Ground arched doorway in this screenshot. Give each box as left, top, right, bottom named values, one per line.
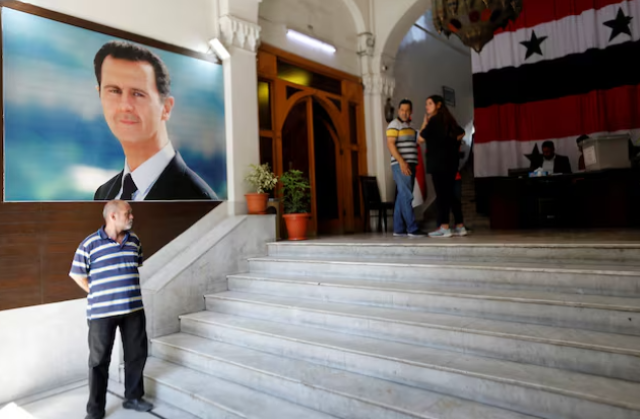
left=280, top=96, right=344, bottom=234
left=257, top=44, right=366, bottom=237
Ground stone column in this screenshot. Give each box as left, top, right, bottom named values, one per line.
left=359, top=31, right=398, bottom=201
left=218, top=7, right=262, bottom=215
left=362, top=71, right=396, bottom=201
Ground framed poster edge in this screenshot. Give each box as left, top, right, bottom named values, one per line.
left=0, top=1, right=223, bottom=203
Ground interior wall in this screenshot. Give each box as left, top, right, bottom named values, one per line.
left=393, top=13, right=474, bottom=133
left=371, top=0, right=431, bottom=69
left=0, top=299, right=89, bottom=404
left=20, top=0, right=216, bottom=53
left=259, top=0, right=360, bottom=75
left=390, top=12, right=474, bottom=203
left=0, top=203, right=220, bottom=311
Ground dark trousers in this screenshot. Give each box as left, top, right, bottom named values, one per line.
left=87, top=309, right=148, bottom=416
left=453, top=178, right=463, bottom=223
left=432, top=171, right=464, bottom=226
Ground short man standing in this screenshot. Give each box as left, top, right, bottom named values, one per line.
left=70, top=200, right=153, bottom=419
left=386, top=99, right=424, bottom=237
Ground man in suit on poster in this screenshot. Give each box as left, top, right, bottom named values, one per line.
left=92, top=41, right=218, bottom=201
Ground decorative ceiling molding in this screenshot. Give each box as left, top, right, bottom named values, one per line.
left=219, top=15, right=262, bottom=52
left=363, top=73, right=395, bottom=97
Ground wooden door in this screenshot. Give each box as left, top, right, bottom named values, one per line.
left=279, top=93, right=344, bottom=236
left=312, top=98, right=344, bottom=235
left=257, top=45, right=367, bottom=236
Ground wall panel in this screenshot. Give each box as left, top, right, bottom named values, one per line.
left=0, top=202, right=220, bottom=311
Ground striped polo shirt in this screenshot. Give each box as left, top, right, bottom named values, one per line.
left=386, top=118, right=419, bottom=166
left=70, top=227, right=144, bottom=320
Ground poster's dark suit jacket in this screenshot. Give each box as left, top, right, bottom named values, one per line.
left=529, top=154, right=572, bottom=174
left=94, top=152, right=218, bottom=201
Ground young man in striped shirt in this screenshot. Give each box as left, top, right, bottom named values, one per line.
left=70, top=200, right=153, bottom=419
left=386, top=99, right=425, bottom=238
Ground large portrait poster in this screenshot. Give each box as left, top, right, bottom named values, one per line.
left=2, top=7, right=227, bottom=201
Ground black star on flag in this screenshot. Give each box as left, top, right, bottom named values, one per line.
left=520, top=30, right=547, bottom=60
left=604, top=8, right=633, bottom=41
left=525, top=144, right=542, bottom=168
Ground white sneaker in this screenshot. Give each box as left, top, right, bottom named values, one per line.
left=428, top=228, right=452, bottom=238
left=393, top=232, right=407, bottom=237
left=453, top=226, right=468, bottom=237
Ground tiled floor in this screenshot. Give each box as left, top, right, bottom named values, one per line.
left=3, top=385, right=156, bottom=419
left=304, top=229, right=640, bottom=245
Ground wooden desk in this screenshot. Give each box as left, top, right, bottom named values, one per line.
left=487, top=169, right=640, bottom=229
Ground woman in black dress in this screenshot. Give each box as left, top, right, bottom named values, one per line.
left=419, top=95, right=467, bottom=238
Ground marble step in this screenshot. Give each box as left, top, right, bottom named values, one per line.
left=108, top=379, right=201, bottom=419
left=248, top=256, right=640, bottom=297
left=205, top=291, right=640, bottom=382
left=152, top=333, right=539, bottom=419
left=227, top=273, right=640, bottom=335
left=178, top=311, right=640, bottom=419
left=143, top=357, right=337, bottom=419
left=268, top=241, right=640, bottom=262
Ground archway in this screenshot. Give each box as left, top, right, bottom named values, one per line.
left=373, top=0, right=432, bottom=73
left=279, top=94, right=345, bottom=235
left=371, top=0, right=477, bottom=228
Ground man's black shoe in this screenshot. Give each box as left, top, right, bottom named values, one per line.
left=122, top=398, right=154, bottom=412
left=84, top=413, right=105, bottom=419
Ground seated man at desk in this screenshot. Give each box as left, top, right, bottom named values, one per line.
left=530, top=140, right=572, bottom=174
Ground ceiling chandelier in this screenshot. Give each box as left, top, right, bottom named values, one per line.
left=432, top=0, right=523, bottom=53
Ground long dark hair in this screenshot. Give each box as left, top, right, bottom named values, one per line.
left=428, top=95, right=459, bottom=138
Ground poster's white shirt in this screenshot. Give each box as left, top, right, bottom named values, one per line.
left=116, top=142, right=176, bottom=201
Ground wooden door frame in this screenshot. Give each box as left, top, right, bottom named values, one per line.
left=276, top=84, right=346, bottom=235
left=318, top=117, right=345, bottom=234
left=257, top=44, right=367, bottom=235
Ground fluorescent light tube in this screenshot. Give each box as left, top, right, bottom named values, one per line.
left=286, top=29, right=336, bottom=54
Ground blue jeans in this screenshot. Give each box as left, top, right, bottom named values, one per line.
left=391, top=163, right=419, bottom=234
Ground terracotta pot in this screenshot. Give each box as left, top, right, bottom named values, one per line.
left=283, top=213, right=310, bottom=240
left=245, top=193, right=269, bottom=214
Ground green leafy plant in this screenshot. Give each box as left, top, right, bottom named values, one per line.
left=245, top=163, right=278, bottom=194
left=279, top=169, right=311, bottom=214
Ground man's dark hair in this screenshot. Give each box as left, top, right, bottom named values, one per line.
left=577, top=134, right=589, bottom=144
left=94, top=41, right=171, bottom=98
left=541, top=140, right=555, bottom=149
left=398, top=99, right=413, bottom=110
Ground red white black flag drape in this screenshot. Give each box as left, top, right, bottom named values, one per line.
left=473, top=0, right=640, bottom=177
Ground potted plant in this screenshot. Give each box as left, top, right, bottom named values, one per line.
left=279, top=169, right=311, bottom=240
left=244, top=163, right=278, bottom=214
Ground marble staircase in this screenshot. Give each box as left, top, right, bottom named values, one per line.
left=144, top=240, right=640, bottom=419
